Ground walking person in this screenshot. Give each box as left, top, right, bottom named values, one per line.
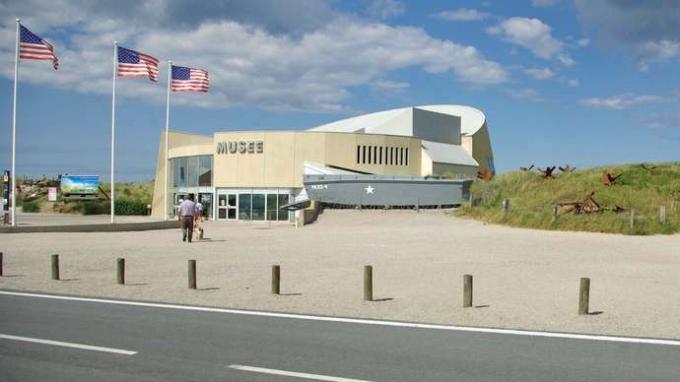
left=178, top=194, right=197, bottom=243
left=194, top=198, right=204, bottom=240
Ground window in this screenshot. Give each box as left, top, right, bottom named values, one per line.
left=362, top=145, right=366, bottom=164
left=356, top=146, right=361, bottom=164
left=198, top=156, right=212, bottom=186
left=400, top=147, right=404, bottom=166
left=368, top=145, right=372, bottom=164
left=405, top=148, right=409, bottom=166
left=277, top=194, right=290, bottom=221
left=379, top=147, right=383, bottom=165
left=238, top=193, right=251, bottom=220
left=389, top=147, right=393, bottom=165
left=251, top=194, right=265, bottom=221
left=172, top=155, right=212, bottom=187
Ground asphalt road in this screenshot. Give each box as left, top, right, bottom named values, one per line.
left=0, top=291, right=679, bottom=382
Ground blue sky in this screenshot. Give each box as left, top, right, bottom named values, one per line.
left=1, top=0, right=679, bottom=180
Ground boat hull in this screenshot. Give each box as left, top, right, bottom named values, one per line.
left=303, top=175, right=472, bottom=207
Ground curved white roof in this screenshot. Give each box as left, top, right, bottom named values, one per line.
left=308, top=104, right=486, bottom=136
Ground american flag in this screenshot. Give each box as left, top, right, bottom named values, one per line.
left=171, top=65, right=209, bottom=92
left=19, top=25, right=59, bottom=70
left=117, top=46, right=159, bottom=82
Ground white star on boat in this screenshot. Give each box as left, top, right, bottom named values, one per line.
left=364, top=185, right=375, bottom=194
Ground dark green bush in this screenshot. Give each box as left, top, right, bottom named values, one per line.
left=82, top=201, right=108, bottom=215
left=22, top=200, right=40, bottom=213
left=114, top=199, right=148, bottom=215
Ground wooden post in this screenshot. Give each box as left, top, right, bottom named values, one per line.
left=629, top=209, right=635, bottom=230
left=51, top=254, right=60, bottom=280
left=364, top=265, right=373, bottom=301
left=660, top=205, right=666, bottom=224
left=0, top=252, right=3, bottom=277
left=188, top=259, right=196, bottom=289
left=468, top=192, right=473, bottom=208
left=463, top=274, right=473, bottom=308
left=551, top=206, right=558, bottom=224
left=578, top=277, right=590, bottom=315
left=272, top=265, right=280, bottom=295
left=502, top=199, right=510, bottom=214
left=116, top=258, right=125, bottom=285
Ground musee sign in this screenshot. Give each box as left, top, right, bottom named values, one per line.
left=216, top=140, right=263, bottom=155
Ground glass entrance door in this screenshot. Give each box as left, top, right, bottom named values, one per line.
left=217, top=193, right=238, bottom=220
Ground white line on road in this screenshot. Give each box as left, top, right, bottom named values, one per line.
left=229, top=364, right=373, bottom=382
left=2, top=290, right=680, bottom=347
left=0, top=333, right=137, bottom=355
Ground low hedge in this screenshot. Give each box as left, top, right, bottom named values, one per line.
left=82, top=201, right=108, bottom=215
left=22, top=200, right=40, bottom=213
left=114, top=199, right=148, bottom=215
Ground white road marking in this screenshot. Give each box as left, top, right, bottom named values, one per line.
left=0, top=333, right=137, bottom=355
left=229, top=364, right=373, bottom=382
left=2, top=290, right=680, bottom=347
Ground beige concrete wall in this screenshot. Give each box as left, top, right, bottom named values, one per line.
left=151, top=131, right=213, bottom=219
left=212, top=131, right=421, bottom=188
left=470, top=124, right=495, bottom=174
left=432, top=163, right=479, bottom=178
left=420, top=149, right=433, bottom=176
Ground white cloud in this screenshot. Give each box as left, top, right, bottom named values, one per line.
left=523, top=67, right=555, bottom=80
left=638, top=40, right=680, bottom=68
left=433, top=8, right=490, bottom=22
left=574, top=1, right=680, bottom=69
left=532, top=0, right=559, bottom=6
left=577, top=38, right=590, bottom=47
left=370, top=80, right=410, bottom=91
left=579, top=93, right=664, bottom=110
left=487, top=17, right=573, bottom=65
left=0, top=1, right=507, bottom=113
left=566, top=79, right=579, bottom=87
left=507, top=88, right=542, bottom=101
left=367, top=0, right=405, bottom=20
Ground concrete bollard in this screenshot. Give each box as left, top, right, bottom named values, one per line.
left=364, top=265, right=373, bottom=301
left=660, top=205, right=666, bottom=224
left=579, top=277, right=590, bottom=315
left=51, top=254, right=60, bottom=280
left=629, top=209, right=635, bottom=230
left=0, top=252, right=3, bottom=277
left=468, top=192, right=473, bottom=208
left=502, top=199, right=510, bottom=214
left=188, top=260, right=197, bottom=289
left=463, top=274, right=473, bottom=308
left=551, top=206, right=558, bottom=224
left=116, top=258, right=125, bottom=285
left=272, top=265, right=281, bottom=295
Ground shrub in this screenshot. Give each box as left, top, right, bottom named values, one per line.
left=114, top=199, right=148, bottom=215
left=22, top=200, right=40, bottom=213
left=82, top=201, right=108, bottom=215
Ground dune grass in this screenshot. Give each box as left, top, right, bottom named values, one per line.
left=456, top=162, right=680, bottom=235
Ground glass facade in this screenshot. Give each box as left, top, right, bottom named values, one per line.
left=172, top=155, right=212, bottom=188
left=217, top=190, right=290, bottom=222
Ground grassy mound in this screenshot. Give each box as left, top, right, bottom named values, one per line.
left=20, top=181, right=154, bottom=216
left=457, top=162, right=680, bottom=235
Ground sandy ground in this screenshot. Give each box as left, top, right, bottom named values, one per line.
left=13, top=212, right=155, bottom=226
left=2, top=209, right=680, bottom=339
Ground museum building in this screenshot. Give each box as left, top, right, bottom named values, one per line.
left=151, top=104, right=495, bottom=222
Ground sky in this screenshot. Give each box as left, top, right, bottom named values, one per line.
left=0, top=0, right=679, bottom=181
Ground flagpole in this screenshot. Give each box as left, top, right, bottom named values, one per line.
left=164, top=60, right=171, bottom=220
left=10, top=18, right=20, bottom=227
left=110, top=41, right=117, bottom=224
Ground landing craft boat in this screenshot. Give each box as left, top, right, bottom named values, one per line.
left=303, top=174, right=472, bottom=207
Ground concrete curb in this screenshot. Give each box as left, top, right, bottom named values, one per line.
left=0, top=220, right=180, bottom=233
